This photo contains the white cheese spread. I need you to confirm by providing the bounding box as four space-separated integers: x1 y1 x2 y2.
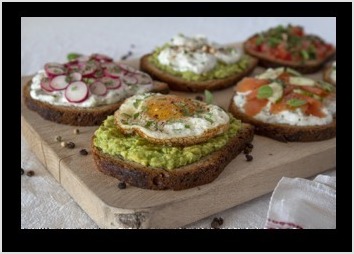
157 34 242 74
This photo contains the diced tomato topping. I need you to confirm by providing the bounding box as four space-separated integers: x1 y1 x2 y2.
274 43 292 61
290 26 304 37
236 78 269 92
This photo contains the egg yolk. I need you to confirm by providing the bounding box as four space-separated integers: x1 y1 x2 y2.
146 96 198 121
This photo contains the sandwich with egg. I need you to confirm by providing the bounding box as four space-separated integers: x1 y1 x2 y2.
92 93 254 190
140 34 258 92
229 67 336 142
24 53 168 126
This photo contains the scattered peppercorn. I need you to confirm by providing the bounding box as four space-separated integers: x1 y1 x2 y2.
211 217 224 229
118 181 127 189
195 95 204 101
26 170 35 177
66 142 75 149
120 51 133 60
245 154 253 162
56 136 62 142
61 141 67 148
73 129 80 134
21 168 24 175
269 153 273 156
246 143 254 149
243 146 252 155
80 149 88 156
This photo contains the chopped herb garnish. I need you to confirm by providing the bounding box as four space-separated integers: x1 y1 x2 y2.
317 81 334 92
287 99 307 107
133 99 142 108
204 90 213 104
71 86 77 91
185 124 190 129
67 53 82 61
257 85 273 99
204 117 214 124
133 112 140 119
122 113 131 118
301 50 309 60
145 121 154 128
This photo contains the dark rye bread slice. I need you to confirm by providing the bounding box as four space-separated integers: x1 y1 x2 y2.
92 124 254 190
323 63 336 86
244 34 336 74
23 80 169 126
140 54 258 92
229 99 336 142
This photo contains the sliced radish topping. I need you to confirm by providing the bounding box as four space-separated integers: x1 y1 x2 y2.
40 78 54 92
100 77 121 89
90 82 108 96
44 63 66 77
93 68 104 79
68 72 82 82
135 72 153 85
65 82 89 103
122 75 138 85
67 63 81 73
91 53 113 62
80 61 98 77
50 75 69 90
103 63 123 78
118 63 138 74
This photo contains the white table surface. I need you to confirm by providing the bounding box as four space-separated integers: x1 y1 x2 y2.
21 17 336 229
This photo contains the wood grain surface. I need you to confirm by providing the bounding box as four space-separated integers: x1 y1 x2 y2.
21 50 336 229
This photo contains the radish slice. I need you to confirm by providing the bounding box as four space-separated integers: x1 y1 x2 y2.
40 78 54 92
68 72 82 82
93 68 104 79
80 61 98 77
45 63 66 77
122 75 138 85
103 63 123 78
118 63 138 74
67 64 81 73
90 82 108 96
65 82 89 103
91 53 113 62
135 72 153 85
100 77 121 89
50 75 69 90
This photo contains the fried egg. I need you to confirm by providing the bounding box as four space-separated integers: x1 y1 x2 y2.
114 93 230 146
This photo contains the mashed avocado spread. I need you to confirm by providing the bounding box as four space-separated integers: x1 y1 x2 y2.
94 115 242 170
149 46 250 82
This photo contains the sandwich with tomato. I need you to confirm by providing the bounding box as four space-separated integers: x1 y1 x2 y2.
243 25 336 74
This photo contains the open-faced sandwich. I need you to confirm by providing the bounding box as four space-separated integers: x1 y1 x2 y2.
244 25 336 73
140 34 258 92
323 61 336 86
229 67 336 142
92 93 254 190
24 53 168 126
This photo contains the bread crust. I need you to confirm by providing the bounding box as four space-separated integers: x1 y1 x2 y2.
323 63 336 86
23 80 169 126
92 124 254 190
228 99 336 142
140 54 258 92
244 34 336 74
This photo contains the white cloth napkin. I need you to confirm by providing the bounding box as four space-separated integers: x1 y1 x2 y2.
265 175 336 229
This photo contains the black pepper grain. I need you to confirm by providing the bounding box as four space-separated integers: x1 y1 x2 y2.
118 181 127 189
195 95 204 101
211 217 223 229
245 154 253 162
243 147 252 154
67 142 75 149
21 168 24 175
80 149 88 156
26 170 35 177
246 143 254 149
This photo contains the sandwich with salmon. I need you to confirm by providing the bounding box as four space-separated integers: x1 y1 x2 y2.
229 67 336 142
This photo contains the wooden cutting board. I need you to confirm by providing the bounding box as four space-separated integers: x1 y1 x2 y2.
21 52 336 229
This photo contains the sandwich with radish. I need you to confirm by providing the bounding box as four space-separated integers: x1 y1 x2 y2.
24 53 168 126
